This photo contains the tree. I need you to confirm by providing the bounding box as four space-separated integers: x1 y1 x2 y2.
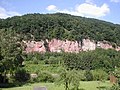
0 29 24 83
56 68 69 90
67 69 81 90
109 68 120 90
56 68 81 90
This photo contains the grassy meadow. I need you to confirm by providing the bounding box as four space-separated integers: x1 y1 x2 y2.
2 81 112 90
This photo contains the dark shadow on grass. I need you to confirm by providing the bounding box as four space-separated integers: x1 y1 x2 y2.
0 83 15 88
0 82 29 88
70 88 85 90
79 88 85 90
97 86 108 90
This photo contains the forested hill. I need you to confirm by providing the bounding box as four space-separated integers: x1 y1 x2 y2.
0 13 120 45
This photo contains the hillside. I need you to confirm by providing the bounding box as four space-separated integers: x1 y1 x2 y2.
0 13 120 47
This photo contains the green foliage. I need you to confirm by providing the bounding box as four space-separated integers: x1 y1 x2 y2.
24 48 120 74
14 68 30 83
68 69 81 90
63 49 120 71
109 85 120 90
112 68 120 87
92 69 108 81
108 68 120 90
56 69 81 90
25 52 45 61
0 74 8 84
32 57 39 64
0 29 24 83
37 71 55 83
84 70 93 81
0 13 120 45
56 68 70 90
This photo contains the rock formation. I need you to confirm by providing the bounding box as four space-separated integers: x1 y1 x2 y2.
82 39 96 51
24 38 119 53
115 47 120 51
97 41 113 49
48 39 81 53
23 40 46 53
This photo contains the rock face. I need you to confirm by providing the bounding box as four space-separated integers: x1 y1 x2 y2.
24 41 46 53
97 41 113 49
48 39 81 53
115 47 120 51
82 39 96 51
24 38 119 53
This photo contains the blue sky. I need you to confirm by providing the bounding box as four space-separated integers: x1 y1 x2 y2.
0 0 120 24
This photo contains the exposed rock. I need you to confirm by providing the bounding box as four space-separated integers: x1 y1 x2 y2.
34 86 47 90
48 39 81 53
82 39 96 51
31 73 38 78
24 41 46 53
115 46 120 51
23 39 120 53
48 39 63 52
97 41 113 49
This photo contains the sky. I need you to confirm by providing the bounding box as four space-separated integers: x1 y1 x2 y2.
0 0 120 24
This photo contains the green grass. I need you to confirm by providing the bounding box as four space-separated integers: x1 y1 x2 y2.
1 81 112 90
24 63 63 73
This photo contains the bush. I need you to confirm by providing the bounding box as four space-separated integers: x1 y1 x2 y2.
0 74 8 84
37 71 54 82
92 69 108 81
109 85 120 90
33 57 39 64
84 70 93 81
44 56 60 65
14 68 30 82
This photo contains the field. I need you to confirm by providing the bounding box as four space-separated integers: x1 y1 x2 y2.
1 81 112 90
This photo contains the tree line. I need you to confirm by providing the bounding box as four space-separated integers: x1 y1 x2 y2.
0 13 120 45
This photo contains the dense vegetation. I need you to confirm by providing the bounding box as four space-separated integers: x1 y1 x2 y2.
25 49 120 72
23 49 120 90
0 13 120 45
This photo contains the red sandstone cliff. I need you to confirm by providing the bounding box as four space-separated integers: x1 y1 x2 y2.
24 39 119 53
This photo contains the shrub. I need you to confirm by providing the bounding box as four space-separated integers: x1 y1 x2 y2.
37 71 54 82
84 70 93 81
109 85 120 90
33 57 39 64
92 69 108 81
44 56 60 65
14 68 30 82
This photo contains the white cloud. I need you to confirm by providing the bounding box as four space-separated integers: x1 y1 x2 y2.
110 0 120 3
75 3 110 18
46 5 57 11
46 3 110 18
0 6 21 19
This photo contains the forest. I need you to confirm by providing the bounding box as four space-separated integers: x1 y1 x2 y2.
0 13 120 45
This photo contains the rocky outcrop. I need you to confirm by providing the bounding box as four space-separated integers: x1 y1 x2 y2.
48 39 81 53
97 41 113 49
24 39 119 53
23 40 46 53
82 39 96 51
115 47 120 51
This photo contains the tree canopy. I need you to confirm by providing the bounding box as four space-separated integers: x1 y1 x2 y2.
0 29 24 83
0 13 120 45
